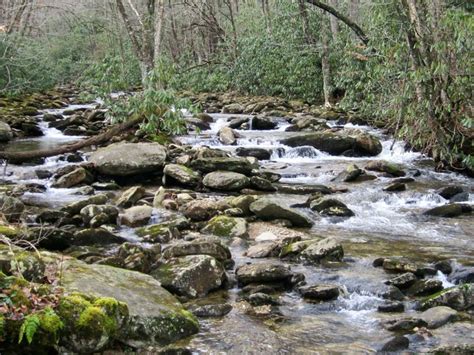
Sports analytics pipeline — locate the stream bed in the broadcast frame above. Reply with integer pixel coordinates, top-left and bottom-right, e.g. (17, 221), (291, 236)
(2, 101), (473, 354)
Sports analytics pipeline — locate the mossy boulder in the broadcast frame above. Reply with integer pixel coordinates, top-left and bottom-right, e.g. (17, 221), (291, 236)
(61, 194), (108, 215)
(0, 224), (20, 237)
(162, 240), (231, 262)
(164, 164), (201, 187)
(61, 259), (199, 348)
(365, 160), (406, 177)
(201, 215), (248, 239)
(0, 245), (45, 282)
(421, 284), (473, 311)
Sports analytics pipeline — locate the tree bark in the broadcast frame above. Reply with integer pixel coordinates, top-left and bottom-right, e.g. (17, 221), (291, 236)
(321, 12), (332, 107)
(305, 0), (368, 45)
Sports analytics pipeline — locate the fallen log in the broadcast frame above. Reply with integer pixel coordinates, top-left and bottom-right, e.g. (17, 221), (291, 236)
(0, 115), (143, 164)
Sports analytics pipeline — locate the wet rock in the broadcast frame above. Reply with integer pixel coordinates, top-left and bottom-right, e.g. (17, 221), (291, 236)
(116, 186), (145, 208)
(51, 167), (93, 188)
(201, 215), (248, 239)
(218, 126), (237, 145)
(191, 157), (253, 175)
(91, 181), (120, 190)
(378, 302), (405, 313)
(164, 164), (201, 187)
(80, 204), (119, 227)
(35, 169), (53, 179)
(162, 240), (231, 262)
(228, 116), (249, 129)
(251, 116), (277, 130)
(0, 121), (13, 142)
(120, 205), (153, 227)
(186, 117), (210, 130)
(434, 260), (453, 275)
(380, 336), (409, 352)
(438, 185), (464, 199)
(300, 238), (344, 264)
(365, 160), (406, 177)
(310, 198), (354, 217)
(250, 176), (276, 192)
(332, 164), (363, 183)
(90, 142), (167, 176)
(275, 183), (332, 195)
(385, 272), (418, 289)
(280, 130), (382, 156)
(248, 292), (280, 306)
(135, 222), (181, 243)
(427, 344), (474, 354)
(299, 284), (340, 301)
(384, 317), (427, 332)
(246, 242), (280, 258)
(222, 103), (244, 114)
(382, 286), (406, 301)
(61, 258), (199, 348)
(152, 255), (226, 299)
(228, 195), (257, 216)
(383, 182), (407, 192)
(35, 210), (69, 224)
(421, 284), (473, 311)
(0, 194), (24, 221)
(203, 171), (250, 191)
(236, 262), (294, 286)
(73, 228), (126, 246)
(419, 306), (458, 329)
(450, 192), (469, 202)
(424, 203), (472, 218)
(62, 194), (108, 215)
(250, 197), (313, 227)
(448, 267), (474, 284)
(182, 199), (223, 221)
(189, 303), (233, 317)
(382, 258), (420, 274)
(236, 147), (271, 160)
(407, 279), (443, 297)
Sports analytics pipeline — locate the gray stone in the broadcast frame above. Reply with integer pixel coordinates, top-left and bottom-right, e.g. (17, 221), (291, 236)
(299, 284), (340, 301)
(164, 164), (201, 187)
(300, 238), (344, 263)
(250, 197), (313, 227)
(0, 121), (13, 142)
(218, 126), (237, 145)
(52, 167), (93, 188)
(162, 241), (231, 262)
(236, 262), (293, 286)
(120, 205), (153, 227)
(116, 186), (146, 208)
(420, 306), (458, 329)
(203, 171), (250, 191)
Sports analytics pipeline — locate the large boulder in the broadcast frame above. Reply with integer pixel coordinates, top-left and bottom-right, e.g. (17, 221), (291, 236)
(251, 116), (277, 130)
(0, 121), (13, 142)
(151, 255), (226, 299)
(203, 171), (250, 191)
(249, 197), (313, 227)
(280, 130), (382, 156)
(61, 258), (199, 348)
(89, 142), (167, 176)
(164, 164), (201, 187)
(190, 157), (253, 174)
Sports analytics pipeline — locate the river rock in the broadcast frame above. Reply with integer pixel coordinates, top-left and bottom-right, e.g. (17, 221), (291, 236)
(120, 205), (153, 227)
(250, 176), (276, 191)
(246, 242), (280, 258)
(26, 226), (75, 251)
(438, 185), (464, 199)
(365, 160), (406, 177)
(380, 336), (409, 352)
(421, 284), (473, 311)
(152, 255), (226, 299)
(0, 195), (25, 222)
(89, 142), (167, 176)
(228, 116), (249, 129)
(189, 303), (233, 317)
(280, 130), (382, 156)
(275, 183), (332, 195)
(164, 164), (201, 187)
(381, 258), (421, 274)
(61, 258), (199, 348)
(332, 164), (363, 183)
(383, 182), (407, 192)
(247, 292), (280, 306)
(52, 167), (94, 188)
(385, 272), (418, 289)
(135, 223), (180, 243)
(228, 195), (257, 216)
(424, 203), (472, 218)
(299, 284), (340, 301)
(407, 279), (443, 297)
(236, 262), (294, 286)
(0, 244), (45, 282)
(80, 204), (119, 227)
(300, 238), (344, 264)
(251, 116), (277, 130)
(62, 194), (108, 215)
(236, 147), (271, 160)
(72, 228), (126, 246)
(203, 171), (250, 191)
(310, 198), (354, 217)
(201, 216), (248, 239)
(182, 199), (224, 221)
(218, 126), (237, 145)
(378, 302), (405, 313)
(249, 197), (313, 227)
(116, 186), (145, 208)
(0, 121), (13, 142)
(419, 306), (458, 329)
(222, 103), (244, 114)
(448, 267), (474, 284)
(162, 240), (231, 262)
(384, 317), (427, 332)
(191, 157), (253, 175)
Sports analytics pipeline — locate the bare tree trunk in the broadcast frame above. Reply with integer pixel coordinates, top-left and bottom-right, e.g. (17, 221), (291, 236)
(328, 0), (339, 39)
(321, 12), (332, 107)
(7, 0), (29, 34)
(153, 0), (165, 65)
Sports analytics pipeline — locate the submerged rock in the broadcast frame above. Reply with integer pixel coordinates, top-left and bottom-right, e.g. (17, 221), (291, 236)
(90, 142), (167, 176)
(152, 255), (226, 299)
(249, 197), (313, 227)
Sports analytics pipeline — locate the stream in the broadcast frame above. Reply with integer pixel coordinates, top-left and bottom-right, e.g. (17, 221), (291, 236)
(2, 101), (473, 353)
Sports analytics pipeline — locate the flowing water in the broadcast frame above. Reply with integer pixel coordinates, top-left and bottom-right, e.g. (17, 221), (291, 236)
(2, 107), (473, 353)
